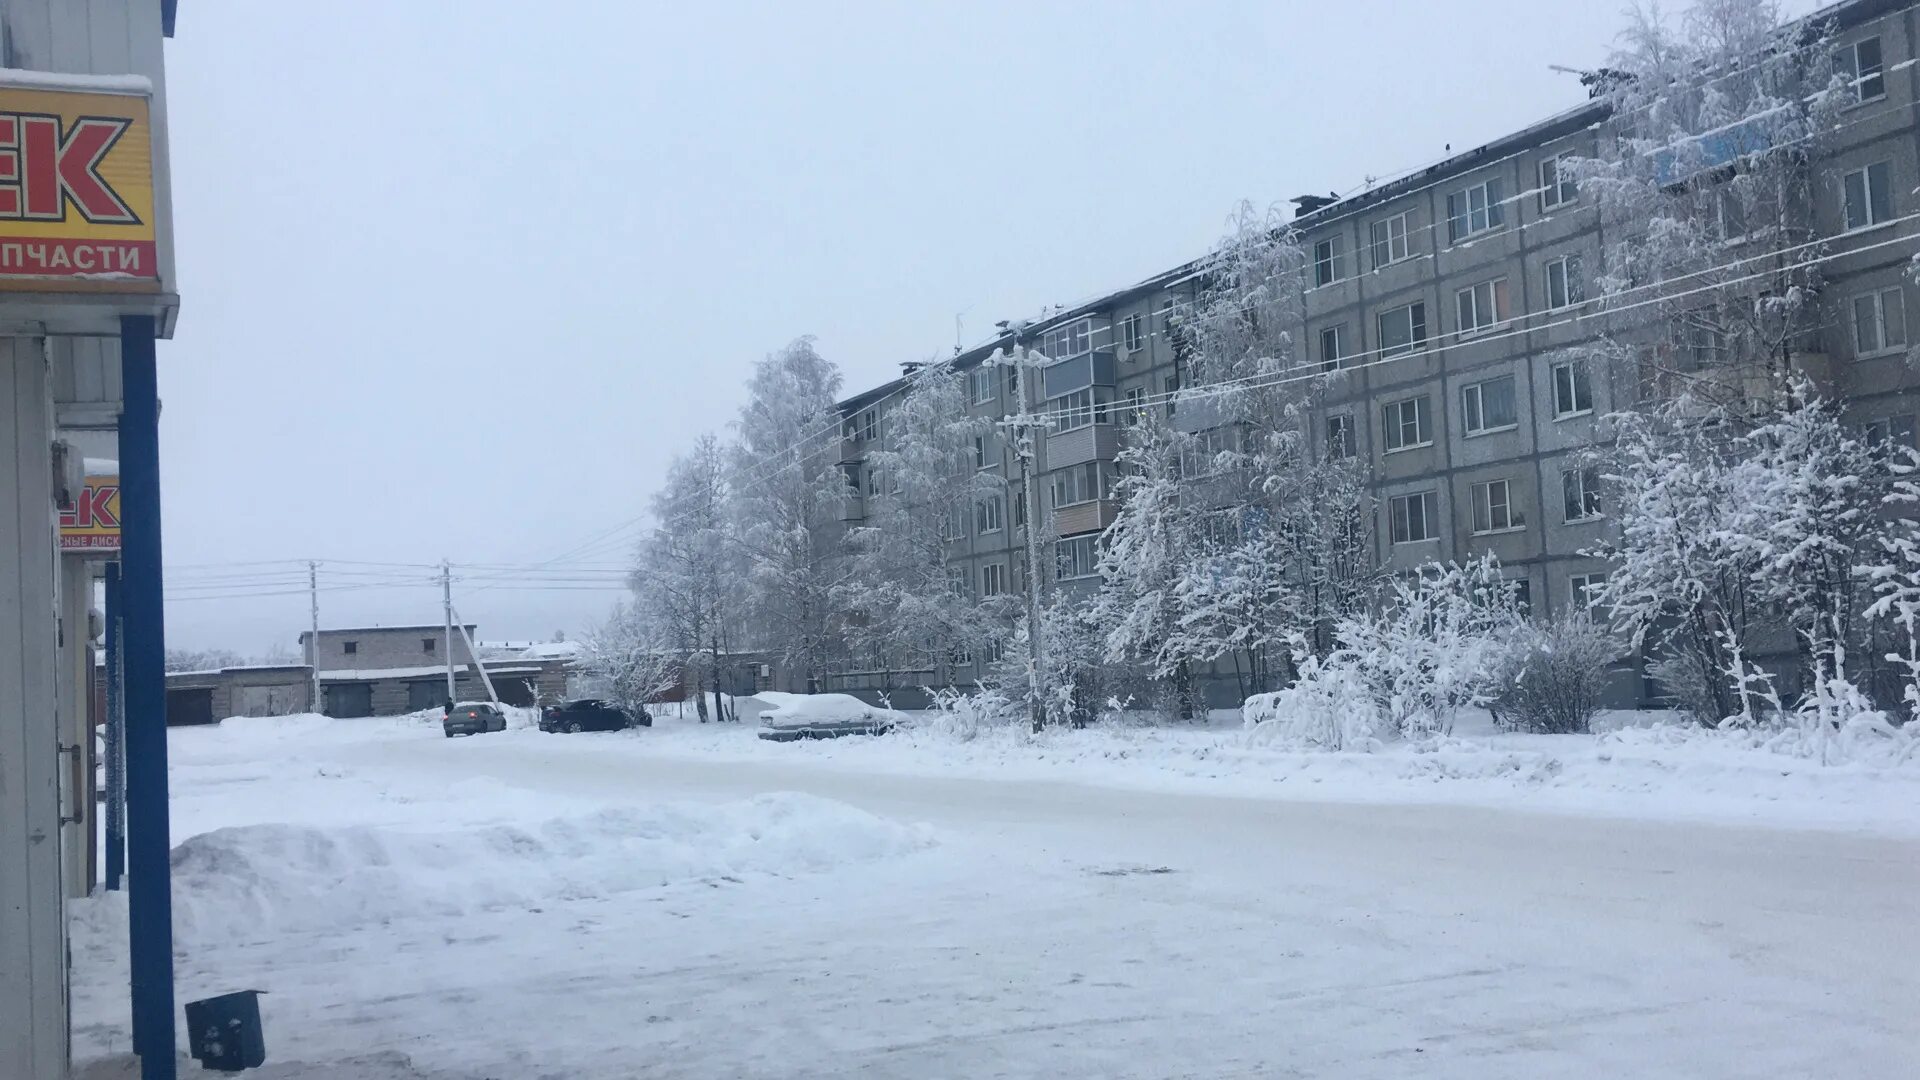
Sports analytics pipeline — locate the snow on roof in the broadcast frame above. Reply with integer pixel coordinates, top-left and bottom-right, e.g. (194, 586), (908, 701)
(519, 641), (583, 660)
(318, 664), (458, 682)
(0, 68), (153, 95)
(300, 624), (473, 642)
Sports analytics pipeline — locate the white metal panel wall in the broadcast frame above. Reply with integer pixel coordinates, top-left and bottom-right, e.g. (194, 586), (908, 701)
(52, 336), (123, 428)
(1, 336), (69, 1080)
(0, 0), (180, 296)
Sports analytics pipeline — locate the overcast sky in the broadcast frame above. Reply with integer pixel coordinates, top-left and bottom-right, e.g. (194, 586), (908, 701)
(156, 0), (1762, 653)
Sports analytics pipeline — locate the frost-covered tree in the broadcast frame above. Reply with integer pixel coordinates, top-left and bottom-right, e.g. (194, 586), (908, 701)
(632, 434), (738, 721)
(576, 603), (680, 719)
(1866, 455), (1920, 720)
(1572, 0), (1845, 409)
(164, 647), (244, 673)
(836, 361), (1008, 685)
(728, 337), (849, 691)
(1486, 611), (1624, 734)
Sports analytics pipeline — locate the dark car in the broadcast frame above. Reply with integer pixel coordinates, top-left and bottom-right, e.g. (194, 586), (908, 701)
(443, 701), (507, 738)
(540, 699), (649, 733)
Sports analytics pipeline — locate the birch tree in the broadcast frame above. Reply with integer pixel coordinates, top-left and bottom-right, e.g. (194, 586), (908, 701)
(632, 434), (737, 720)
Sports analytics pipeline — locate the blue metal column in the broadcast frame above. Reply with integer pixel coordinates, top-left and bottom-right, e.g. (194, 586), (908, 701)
(119, 315), (176, 1080)
(103, 562), (124, 892)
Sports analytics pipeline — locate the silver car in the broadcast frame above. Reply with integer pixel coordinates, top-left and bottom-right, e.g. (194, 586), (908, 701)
(443, 701), (507, 737)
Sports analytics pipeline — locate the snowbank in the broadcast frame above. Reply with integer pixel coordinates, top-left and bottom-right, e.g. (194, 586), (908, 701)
(73, 794), (932, 948)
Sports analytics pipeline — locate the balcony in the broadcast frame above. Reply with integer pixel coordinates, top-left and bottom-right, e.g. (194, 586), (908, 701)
(1046, 422), (1120, 470)
(1042, 350), (1117, 398)
(840, 494), (864, 522)
(837, 436), (866, 463)
(1053, 498), (1118, 537)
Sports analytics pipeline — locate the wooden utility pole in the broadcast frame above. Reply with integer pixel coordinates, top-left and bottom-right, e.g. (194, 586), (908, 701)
(997, 325), (1052, 732)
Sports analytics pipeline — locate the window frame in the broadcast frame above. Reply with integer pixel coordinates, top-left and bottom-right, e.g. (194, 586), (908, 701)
(1054, 535), (1099, 580)
(1312, 234), (1346, 287)
(1051, 462), (1105, 509)
(1460, 375), (1518, 436)
(1569, 572), (1610, 610)
(343, 641), (358, 655)
(1561, 465), (1604, 522)
(1319, 323), (1344, 371)
(1369, 210), (1411, 268)
(1550, 359), (1594, 419)
(980, 562), (1006, 597)
(1455, 277), (1511, 337)
(1121, 312), (1145, 353)
(1469, 477), (1525, 535)
(974, 494), (1005, 536)
(1382, 394), (1433, 453)
(1853, 285), (1908, 358)
(1377, 301), (1429, 358)
(1538, 151), (1578, 211)
(1446, 177), (1507, 243)
(1389, 490), (1439, 545)
(1545, 253), (1584, 310)
(969, 367), (996, 404)
(1325, 413), (1356, 460)
(1845, 36), (1886, 104)
(1842, 161), (1893, 232)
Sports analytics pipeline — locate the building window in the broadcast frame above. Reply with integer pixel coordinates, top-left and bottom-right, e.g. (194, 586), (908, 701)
(867, 466), (882, 497)
(947, 566), (970, 599)
(969, 367), (995, 404)
(975, 495), (1005, 535)
(850, 410), (876, 443)
(1461, 375), (1517, 435)
(1682, 315), (1728, 368)
(1378, 301), (1428, 358)
(1538, 151), (1577, 210)
(1055, 535), (1099, 580)
(1546, 254), (1584, 310)
(1866, 414), (1919, 450)
(1470, 478), (1524, 534)
(1164, 374), (1179, 416)
(1369, 211), (1410, 267)
(1446, 177), (1506, 243)
(1843, 161), (1893, 231)
(1319, 324), (1344, 372)
(1853, 286), (1908, 357)
(1122, 313), (1145, 353)
(981, 563), (1006, 597)
(1313, 235), (1345, 286)
(1551, 359), (1594, 418)
(1570, 572), (1609, 609)
(1326, 414), (1356, 460)
(1159, 296), (1178, 332)
(1844, 36), (1885, 103)
(1046, 318), (1092, 359)
(422, 637), (436, 654)
(1390, 491), (1439, 544)
(1124, 387), (1144, 425)
(940, 503), (965, 540)
(1051, 462), (1104, 509)
(1048, 388), (1101, 432)
(1382, 395), (1432, 452)
(1562, 465), (1604, 522)
(1455, 278), (1511, 336)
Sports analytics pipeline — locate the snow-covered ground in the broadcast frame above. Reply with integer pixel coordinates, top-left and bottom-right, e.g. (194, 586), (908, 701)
(71, 710), (1920, 1078)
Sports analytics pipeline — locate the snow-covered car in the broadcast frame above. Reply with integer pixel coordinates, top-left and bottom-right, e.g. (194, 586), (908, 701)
(755, 692), (905, 742)
(443, 702), (507, 738)
(539, 699), (648, 734)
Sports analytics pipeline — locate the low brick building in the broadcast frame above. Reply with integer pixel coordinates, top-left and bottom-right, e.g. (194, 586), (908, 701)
(163, 665), (313, 726)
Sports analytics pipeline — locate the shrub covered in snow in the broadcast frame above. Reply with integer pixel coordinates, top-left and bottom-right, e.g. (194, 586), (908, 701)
(1487, 612), (1623, 735)
(1243, 646), (1381, 751)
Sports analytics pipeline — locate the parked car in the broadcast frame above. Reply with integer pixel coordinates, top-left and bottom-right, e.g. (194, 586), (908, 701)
(443, 701), (507, 737)
(540, 699), (648, 733)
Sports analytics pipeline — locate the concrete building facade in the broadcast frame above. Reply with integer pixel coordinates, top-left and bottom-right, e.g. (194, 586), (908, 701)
(824, 0), (1920, 708)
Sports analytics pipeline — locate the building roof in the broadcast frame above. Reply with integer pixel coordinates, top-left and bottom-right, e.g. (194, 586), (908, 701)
(298, 624), (474, 643)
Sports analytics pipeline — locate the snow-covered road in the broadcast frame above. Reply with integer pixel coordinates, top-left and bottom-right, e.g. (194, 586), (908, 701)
(73, 718), (1920, 1079)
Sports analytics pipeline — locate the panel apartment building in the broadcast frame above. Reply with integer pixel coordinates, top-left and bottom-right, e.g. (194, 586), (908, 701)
(826, 0), (1920, 707)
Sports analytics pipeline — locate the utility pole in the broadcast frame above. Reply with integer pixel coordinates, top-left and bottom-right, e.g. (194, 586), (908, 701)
(442, 560), (456, 704)
(997, 322), (1051, 733)
(307, 560), (321, 715)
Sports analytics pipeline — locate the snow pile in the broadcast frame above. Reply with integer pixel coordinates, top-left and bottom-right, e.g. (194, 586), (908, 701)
(756, 691), (907, 731)
(78, 794), (931, 948)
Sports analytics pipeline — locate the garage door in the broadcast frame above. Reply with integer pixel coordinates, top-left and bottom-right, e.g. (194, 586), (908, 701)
(323, 683), (373, 718)
(165, 688), (214, 727)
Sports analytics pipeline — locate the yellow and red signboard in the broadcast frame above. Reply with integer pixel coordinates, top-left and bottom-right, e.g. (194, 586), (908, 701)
(0, 83), (156, 290)
(59, 474), (120, 553)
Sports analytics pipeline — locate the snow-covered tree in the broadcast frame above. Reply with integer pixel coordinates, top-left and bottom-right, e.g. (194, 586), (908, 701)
(1866, 454), (1920, 720)
(1486, 610), (1624, 734)
(1571, 0), (1846, 409)
(728, 337), (850, 691)
(165, 647), (244, 673)
(836, 361), (1008, 685)
(632, 433), (738, 721)
(576, 603), (680, 719)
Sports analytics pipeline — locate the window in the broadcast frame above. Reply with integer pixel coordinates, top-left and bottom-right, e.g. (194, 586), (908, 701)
(974, 495), (1004, 535)
(1055, 535), (1099, 580)
(1164, 374), (1180, 416)
(1052, 462), (1104, 508)
(1843, 161), (1893, 231)
(1551, 359), (1594, 418)
(1446, 177), (1506, 242)
(1313, 235), (1345, 286)
(969, 367), (995, 404)
(946, 566), (969, 599)
(1382, 395), (1432, 452)
(1634, 349), (1670, 403)
(1538, 152), (1578, 210)
(1682, 316), (1727, 368)
(1184, 427), (1242, 478)
(1455, 278), (1511, 336)
(1326, 414), (1356, 460)
(1369, 211), (1410, 267)
(985, 639), (1005, 663)
(1844, 36), (1885, 103)
(1390, 491), (1439, 544)
(1461, 376), (1517, 435)
(1378, 301), (1428, 358)
(343, 641), (358, 655)
(1715, 189), (1750, 242)
(1853, 286), (1908, 357)
(1866, 414), (1919, 450)
(1470, 478), (1524, 534)
(867, 466), (882, 497)
(1124, 387), (1144, 426)
(1546, 254), (1584, 310)
(981, 563), (1006, 597)
(1048, 388), (1097, 431)
(1121, 313), (1145, 353)
(422, 637), (436, 654)
(853, 410), (877, 443)
(1159, 296), (1177, 331)
(1046, 319), (1092, 359)
(940, 503), (965, 541)
(1570, 572), (1609, 609)
(1562, 465), (1604, 521)
(1319, 324), (1344, 372)
(1510, 579), (1533, 615)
